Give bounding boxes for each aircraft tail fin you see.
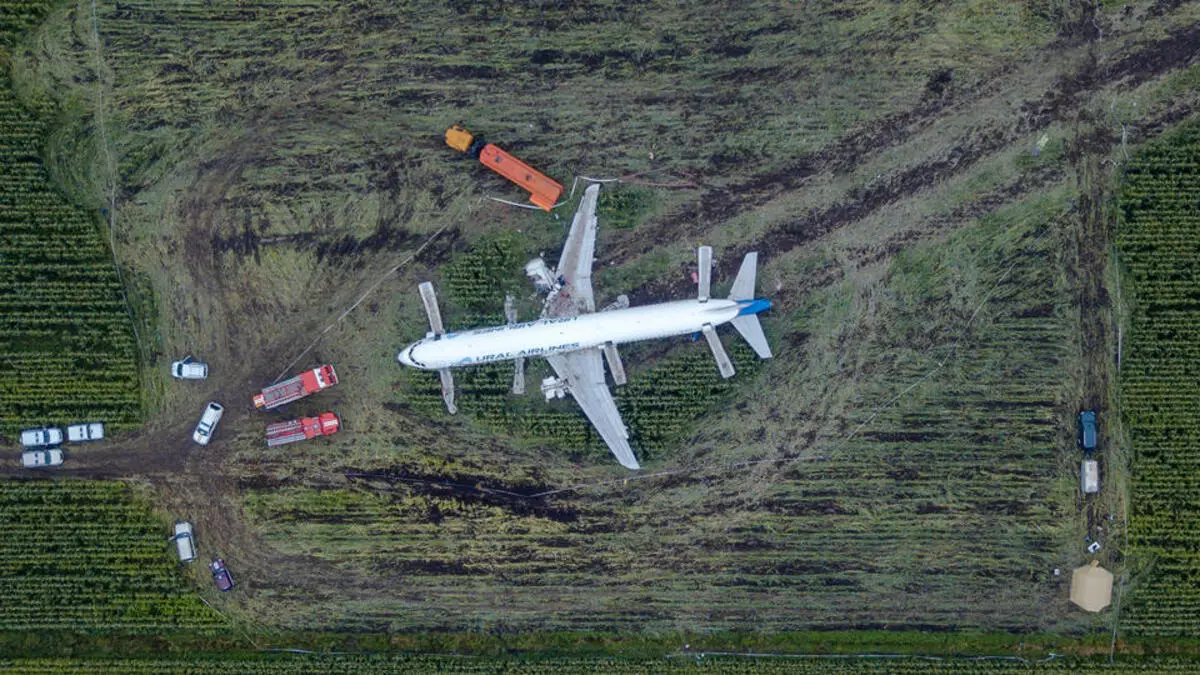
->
[727,252,773,359]
[728,252,758,301]
[730,314,772,359]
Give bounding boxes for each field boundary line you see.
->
[669,650,1062,663]
[1110,571,1125,663]
[260,648,476,659]
[273,223,451,383]
[86,0,141,356]
[196,594,263,650]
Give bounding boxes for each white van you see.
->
[22,449,64,468]
[67,423,104,442]
[20,427,63,448]
[172,357,208,380]
[172,521,197,562]
[192,402,224,445]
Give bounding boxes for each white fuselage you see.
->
[399,299,742,370]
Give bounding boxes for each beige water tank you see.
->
[1070,560,1113,612]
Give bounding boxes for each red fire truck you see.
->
[253,364,338,409]
[266,412,341,448]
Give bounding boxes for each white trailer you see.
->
[1081,459,1100,494]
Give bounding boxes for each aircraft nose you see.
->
[397,346,414,367]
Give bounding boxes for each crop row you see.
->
[0,47,142,433]
[10,654,1200,674]
[1116,123,1200,635]
[0,481,223,631]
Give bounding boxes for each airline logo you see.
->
[457,341,581,365]
[467,315,577,337]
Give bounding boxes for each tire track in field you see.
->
[784,101,1200,311]
[607,6,1136,256]
[689,9,1199,313]
[605,56,1031,260]
[603,72,1011,264]
[780,165,1070,307]
[704,19,1200,288]
[612,16,1199,301]
[622,83,1195,315]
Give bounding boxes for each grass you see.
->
[2,0,1198,649]
[598,186,656,230]
[224,193,1097,633]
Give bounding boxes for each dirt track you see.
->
[621,14,1199,312]
[636,17,1200,275]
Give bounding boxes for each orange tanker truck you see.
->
[445,124,564,212]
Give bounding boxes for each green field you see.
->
[1,0,1200,668]
[0,481,221,631]
[0,3,140,433]
[7,654,1200,674]
[1117,122,1200,635]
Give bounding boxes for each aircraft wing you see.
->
[546,349,639,470]
[552,183,600,315]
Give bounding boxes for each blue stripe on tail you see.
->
[736,298,772,316]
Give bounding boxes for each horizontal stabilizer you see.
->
[731,314,772,359]
[702,324,736,379]
[728,252,758,301]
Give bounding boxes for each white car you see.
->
[22,449,64,468]
[19,427,63,448]
[67,423,104,442]
[172,357,208,380]
[192,401,224,445]
[172,521,197,563]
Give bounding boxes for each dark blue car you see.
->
[1079,410,1097,451]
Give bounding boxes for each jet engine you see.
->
[525,258,558,292]
[540,376,569,401]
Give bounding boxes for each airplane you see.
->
[396,183,772,470]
